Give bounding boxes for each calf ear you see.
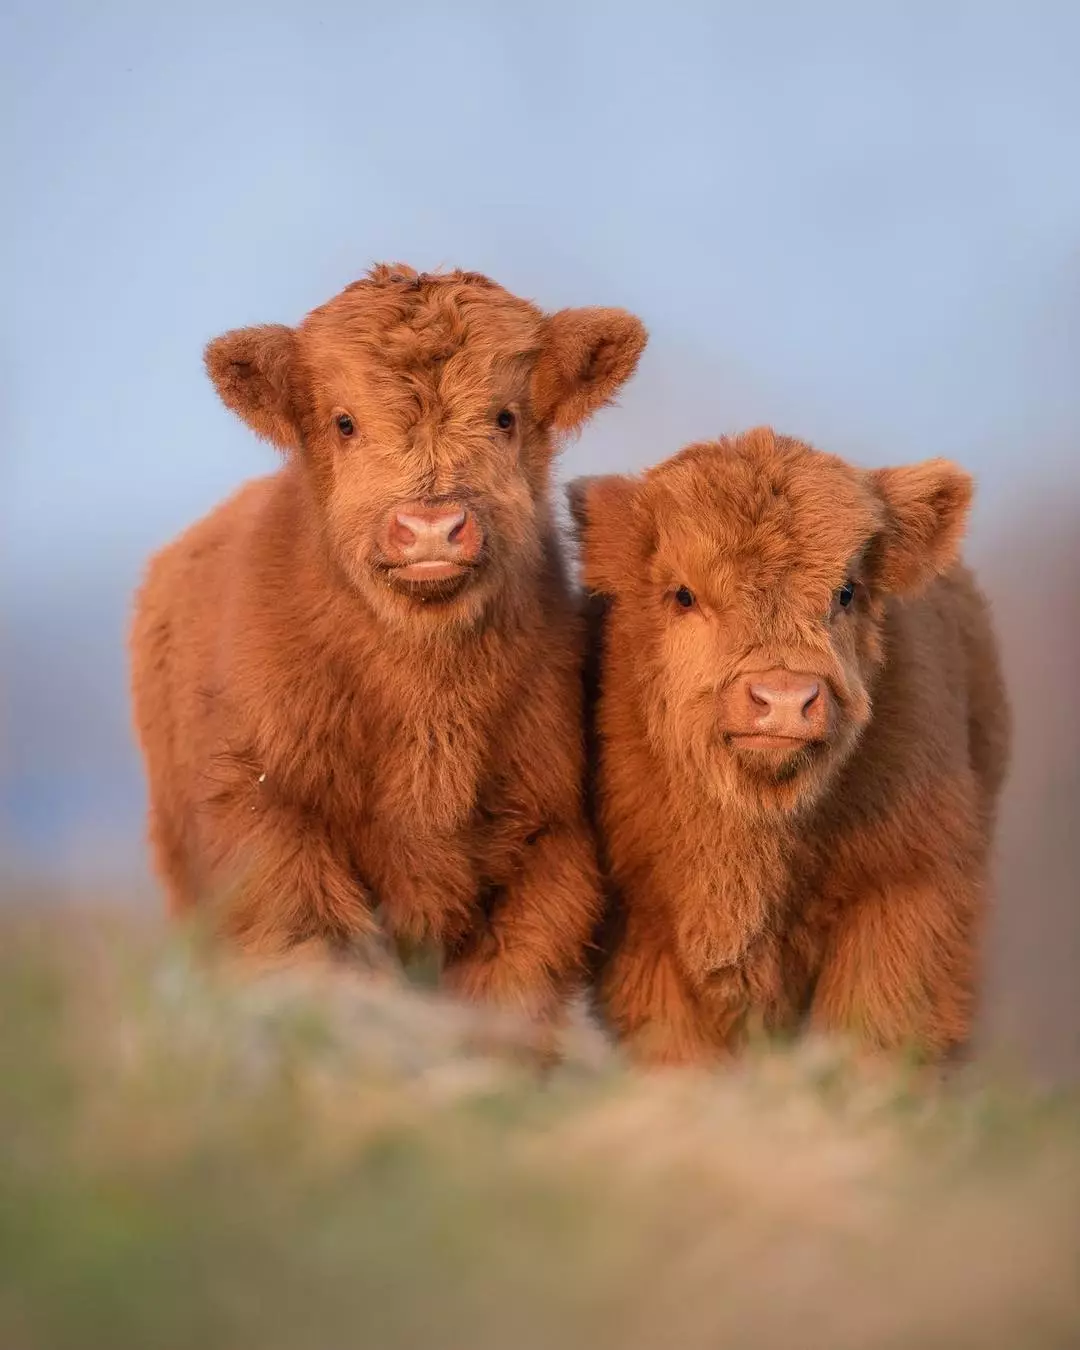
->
[204,324,301,453]
[567,474,642,594]
[532,307,647,433]
[867,458,974,597]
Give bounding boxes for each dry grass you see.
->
[1,903,1078,1350]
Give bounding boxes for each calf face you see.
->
[205,263,646,632]
[571,427,973,816]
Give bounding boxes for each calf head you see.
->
[205,264,646,632]
[571,428,973,816]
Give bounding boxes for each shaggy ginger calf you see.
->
[130,263,646,1017]
[572,428,1009,1065]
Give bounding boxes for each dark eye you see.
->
[336,414,355,438]
[674,586,695,609]
[836,580,856,609]
[495,408,515,431]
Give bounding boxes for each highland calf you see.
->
[572,428,1009,1065]
[130,263,646,1017]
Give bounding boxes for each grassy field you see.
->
[1,905,1078,1350]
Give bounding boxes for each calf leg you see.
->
[598,906,726,1068]
[146,798,195,917]
[129,604,194,916]
[200,793,387,965]
[442,821,601,1020]
[809,872,980,1059]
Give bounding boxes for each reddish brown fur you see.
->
[129,263,646,1017]
[572,428,1010,1065]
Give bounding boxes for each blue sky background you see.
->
[3,0,1079,1063]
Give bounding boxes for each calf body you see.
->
[573,428,1009,1064]
[130,264,646,1015]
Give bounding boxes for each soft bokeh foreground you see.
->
[2,903,1078,1350]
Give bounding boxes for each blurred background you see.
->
[3,1,1078,1075]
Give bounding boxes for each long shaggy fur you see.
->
[572,427,1010,1065]
[129,263,646,1018]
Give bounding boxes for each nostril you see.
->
[445,512,467,544]
[801,684,820,715]
[748,684,773,710]
[391,515,418,547]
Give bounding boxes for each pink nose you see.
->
[742,670,828,739]
[384,500,483,563]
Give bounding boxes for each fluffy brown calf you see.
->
[572,427,1009,1065]
[130,263,646,1016]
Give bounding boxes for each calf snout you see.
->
[738,669,829,741]
[383,499,484,570]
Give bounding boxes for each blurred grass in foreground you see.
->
[1,906,1078,1350]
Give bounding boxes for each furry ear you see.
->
[532,307,647,433]
[866,458,974,597]
[567,474,643,594]
[204,324,301,452]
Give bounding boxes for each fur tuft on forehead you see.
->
[574,427,971,610]
[359,262,501,292]
[307,264,546,372]
[641,429,883,600]
[207,264,646,456]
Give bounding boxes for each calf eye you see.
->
[836,580,856,609]
[495,408,515,431]
[674,586,696,609]
[336,414,355,438]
